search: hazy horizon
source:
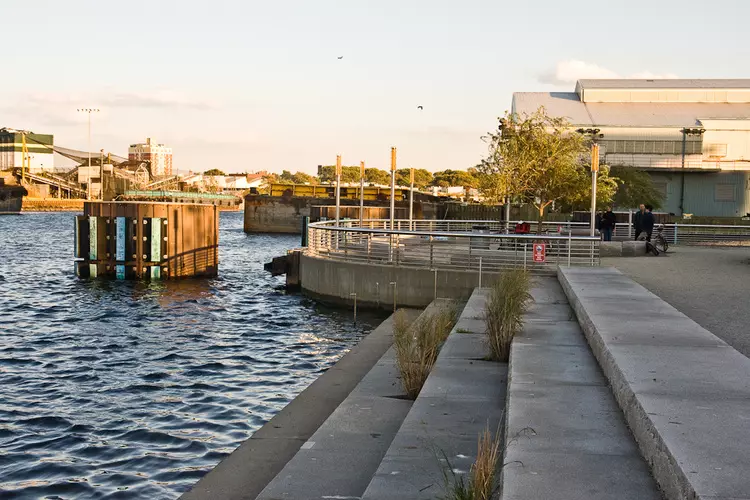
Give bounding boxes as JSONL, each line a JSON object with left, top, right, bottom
{"left": 4, "top": 0, "right": 748, "bottom": 174}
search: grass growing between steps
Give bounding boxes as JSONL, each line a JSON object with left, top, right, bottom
{"left": 485, "top": 270, "right": 533, "bottom": 362}
{"left": 442, "top": 424, "right": 503, "bottom": 500}
{"left": 393, "top": 304, "right": 458, "bottom": 399}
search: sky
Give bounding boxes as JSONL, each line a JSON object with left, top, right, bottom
{"left": 3, "top": 0, "right": 749, "bottom": 174}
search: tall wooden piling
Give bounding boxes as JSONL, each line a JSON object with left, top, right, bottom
{"left": 75, "top": 201, "right": 219, "bottom": 279}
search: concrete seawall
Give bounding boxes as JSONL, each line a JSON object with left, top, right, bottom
{"left": 300, "top": 253, "right": 490, "bottom": 308}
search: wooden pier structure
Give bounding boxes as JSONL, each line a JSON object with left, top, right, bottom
{"left": 75, "top": 201, "right": 219, "bottom": 279}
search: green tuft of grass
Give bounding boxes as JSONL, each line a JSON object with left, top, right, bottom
{"left": 393, "top": 304, "right": 457, "bottom": 400}
{"left": 484, "top": 270, "right": 532, "bottom": 362}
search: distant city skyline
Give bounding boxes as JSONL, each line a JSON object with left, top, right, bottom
{"left": 3, "top": 0, "right": 749, "bottom": 174}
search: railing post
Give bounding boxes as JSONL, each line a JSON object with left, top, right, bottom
{"left": 367, "top": 233, "right": 372, "bottom": 262}
{"left": 478, "top": 256, "right": 483, "bottom": 288}
{"left": 567, "top": 231, "right": 572, "bottom": 267}
{"left": 674, "top": 224, "right": 679, "bottom": 245}
{"left": 433, "top": 268, "right": 438, "bottom": 299}
{"left": 523, "top": 242, "right": 527, "bottom": 270}
{"left": 395, "top": 233, "right": 400, "bottom": 266}
{"left": 429, "top": 235, "right": 434, "bottom": 268}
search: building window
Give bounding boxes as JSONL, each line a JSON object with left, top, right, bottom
{"left": 600, "top": 139, "right": 701, "bottom": 155}
{"left": 715, "top": 184, "right": 735, "bottom": 202}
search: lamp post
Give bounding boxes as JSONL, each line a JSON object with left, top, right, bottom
{"left": 576, "top": 128, "right": 602, "bottom": 236}
{"left": 359, "top": 160, "right": 365, "bottom": 227}
{"left": 409, "top": 167, "right": 414, "bottom": 231}
{"left": 335, "top": 155, "right": 341, "bottom": 227}
{"left": 390, "top": 147, "right": 396, "bottom": 230}
{"left": 679, "top": 127, "right": 705, "bottom": 215}
{"left": 78, "top": 108, "right": 99, "bottom": 200}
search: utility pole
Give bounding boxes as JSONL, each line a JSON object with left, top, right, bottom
{"left": 335, "top": 155, "right": 341, "bottom": 226}
{"left": 409, "top": 167, "right": 414, "bottom": 231}
{"left": 680, "top": 127, "right": 705, "bottom": 215}
{"left": 100, "top": 149, "right": 104, "bottom": 200}
{"left": 390, "top": 147, "right": 396, "bottom": 230}
{"left": 78, "top": 108, "right": 99, "bottom": 200}
{"left": 359, "top": 160, "right": 365, "bottom": 227}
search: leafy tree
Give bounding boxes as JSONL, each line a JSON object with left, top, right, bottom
{"left": 609, "top": 166, "right": 664, "bottom": 210}
{"left": 431, "top": 169, "right": 478, "bottom": 188}
{"left": 204, "top": 168, "right": 226, "bottom": 176}
{"left": 292, "top": 171, "right": 317, "bottom": 184}
{"left": 364, "top": 168, "right": 390, "bottom": 185}
{"left": 395, "top": 168, "right": 433, "bottom": 188}
{"left": 318, "top": 165, "right": 362, "bottom": 183}
{"left": 278, "top": 170, "right": 295, "bottom": 184}
{"left": 481, "top": 108, "right": 616, "bottom": 231}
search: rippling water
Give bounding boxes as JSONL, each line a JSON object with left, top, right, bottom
{"left": 0, "top": 211, "right": 382, "bottom": 499}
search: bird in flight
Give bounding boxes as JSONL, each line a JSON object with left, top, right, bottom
{"left": 417, "top": 105, "right": 423, "bottom": 110}
{"left": 337, "top": 56, "right": 344, "bottom": 60}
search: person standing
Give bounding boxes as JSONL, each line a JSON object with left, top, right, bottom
{"left": 643, "top": 204, "right": 655, "bottom": 241}
{"left": 633, "top": 204, "right": 646, "bottom": 240}
{"left": 601, "top": 207, "right": 616, "bottom": 242}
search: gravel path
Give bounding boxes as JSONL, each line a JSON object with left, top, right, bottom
{"left": 603, "top": 246, "right": 750, "bottom": 359}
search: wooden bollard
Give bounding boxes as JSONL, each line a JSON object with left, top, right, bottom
{"left": 74, "top": 201, "right": 219, "bottom": 279}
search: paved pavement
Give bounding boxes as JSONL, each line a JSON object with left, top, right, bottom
{"left": 603, "top": 246, "right": 750, "bottom": 359}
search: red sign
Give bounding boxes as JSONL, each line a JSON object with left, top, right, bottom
{"left": 533, "top": 243, "right": 546, "bottom": 263}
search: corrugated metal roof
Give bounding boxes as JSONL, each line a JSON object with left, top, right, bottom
{"left": 577, "top": 79, "right": 750, "bottom": 89}
{"left": 511, "top": 92, "right": 750, "bottom": 127}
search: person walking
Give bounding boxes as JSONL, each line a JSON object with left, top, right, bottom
{"left": 633, "top": 204, "right": 646, "bottom": 240}
{"left": 601, "top": 207, "right": 616, "bottom": 242}
{"left": 642, "top": 204, "right": 655, "bottom": 241}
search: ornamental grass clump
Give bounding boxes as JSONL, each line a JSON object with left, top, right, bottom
{"left": 443, "top": 424, "right": 503, "bottom": 500}
{"left": 393, "top": 305, "right": 457, "bottom": 399}
{"left": 485, "top": 270, "right": 532, "bottom": 362}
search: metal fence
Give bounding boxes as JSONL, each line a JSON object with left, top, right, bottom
{"left": 307, "top": 220, "right": 601, "bottom": 275}
{"left": 344, "top": 219, "right": 750, "bottom": 247}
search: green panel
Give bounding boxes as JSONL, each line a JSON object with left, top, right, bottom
{"left": 151, "top": 218, "right": 161, "bottom": 261}
{"left": 89, "top": 264, "right": 98, "bottom": 278}
{"left": 150, "top": 266, "right": 161, "bottom": 279}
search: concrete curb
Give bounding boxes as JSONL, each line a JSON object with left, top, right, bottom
{"left": 558, "top": 266, "right": 750, "bottom": 500}
{"left": 180, "top": 309, "right": 419, "bottom": 500}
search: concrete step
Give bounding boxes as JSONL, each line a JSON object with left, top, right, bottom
{"left": 559, "top": 266, "right": 750, "bottom": 500}
{"left": 255, "top": 302, "right": 447, "bottom": 500}
{"left": 501, "top": 278, "right": 661, "bottom": 500}
{"left": 361, "top": 289, "right": 507, "bottom": 500}
{"left": 181, "top": 309, "right": 420, "bottom": 500}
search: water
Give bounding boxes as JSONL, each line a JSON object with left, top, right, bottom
{"left": 0, "top": 211, "right": 382, "bottom": 499}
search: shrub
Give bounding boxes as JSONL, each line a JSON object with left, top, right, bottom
{"left": 393, "top": 305, "right": 457, "bottom": 399}
{"left": 484, "top": 270, "right": 532, "bottom": 361}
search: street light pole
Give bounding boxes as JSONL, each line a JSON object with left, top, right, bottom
{"left": 590, "top": 143, "right": 599, "bottom": 237}
{"left": 409, "top": 167, "right": 414, "bottom": 231}
{"left": 359, "top": 160, "right": 365, "bottom": 227}
{"left": 78, "top": 108, "right": 99, "bottom": 200}
{"left": 390, "top": 147, "right": 396, "bottom": 230}
{"left": 335, "top": 155, "right": 341, "bottom": 227}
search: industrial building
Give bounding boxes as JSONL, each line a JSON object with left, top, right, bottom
{"left": 128, "top": 138, "right": 173, "bottom": 177}
{"left": 512, "top": 79, "right": 750, "bottom": 217}
{"left": 0, "top": 128, "right": 55, "bottom": 172}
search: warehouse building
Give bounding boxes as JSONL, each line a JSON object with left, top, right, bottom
{"left": 512, "top": 79, "right": 750, "bottom": 217}
{"left": 0, "top": 128, "right": 55, "bottom": 172}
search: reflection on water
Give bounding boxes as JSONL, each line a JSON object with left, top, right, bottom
{"left": 0, "top": 211, "right": 383, "bottom": 499}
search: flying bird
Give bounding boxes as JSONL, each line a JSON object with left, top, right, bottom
{"left": 337, "top": 56, "right": 344, "bottom": 60}
{"left": 417, "top": 105, "right": 423, "bottom": 110}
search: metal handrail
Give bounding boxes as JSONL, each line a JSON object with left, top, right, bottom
{"left": 309, "top": 220, "right": 601, "bottom": 242}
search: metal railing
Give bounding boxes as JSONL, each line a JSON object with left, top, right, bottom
{"left": 307, "top": 220, "right": 601, "bottom": 275}
{"left": 613, "top": 223, "right": 750, "bottom": 246}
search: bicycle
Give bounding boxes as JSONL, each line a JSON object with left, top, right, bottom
{"left": 652, "top": 225, "right": 669, "bottom": 254}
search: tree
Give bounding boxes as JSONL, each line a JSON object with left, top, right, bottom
{"left": 431, "top": 169, "right": 478, "bottom": 188}
{"left": 278, "top": 170, "right": 295, "bottom": 184}
{"left": 318, "top": 165, "right": 362, "bottom": 183}
{"left": 364, "top": 168, "right": 390, "bottom": 185}
{"left": 204, "top": 168, "right": 226, "bottom": 176}
{"left": 291, "top": 171, "right": 317, "bottom": 185}
{"left": 609, "top": 166, "right": 664, "bottom": 210}
{"left": 395, "top": 168, "right": 433, "bottom": 188}
{"left": 481, "top": 108, "right": 616, "bottom": 231}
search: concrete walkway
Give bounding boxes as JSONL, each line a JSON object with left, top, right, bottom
{"left": 181, "top": 310, "right": 419, "bottom": 500}
{"left": 560, "top": 267, "right": 750, "bottom": 500}
{"left": 603, "top": 245, "right": 750, "bottom": 359}
{"left": 361, "top": 290, "right": 507, "bottom": 500}
{"left": 502, "top": 278, "right": 661, "bottom": 500}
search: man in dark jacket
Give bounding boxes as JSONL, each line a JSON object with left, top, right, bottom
{"left": 642, "top": 204, "right": 655, "bottom": 241}
{"left": 601, "top": 207, "right": 616, "bottom": 241}
{"left": 633, "top": 204, "right": 645, "bottom": 240}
